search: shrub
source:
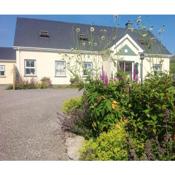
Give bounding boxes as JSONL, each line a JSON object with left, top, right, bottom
{"left": 73, "top": 72, "right": 175, "bottom": 160}
{"left": 128, "top": 73, "right": 175, "bottom": 141}
{"left": 125, "top": 73, "right": 175, "bottom": 160}
{"left": 70, "top": 74, "right": 84, "bottom": 88}
{"left": 62, "top": 96, "right": 82, "bottom": 114}
{"left": 7, "top": 77, "right": 52, "bottom": 90}
{"left": 40, "top": 77, "right": 52, "bottom": 88}
{"left": 81, "top": 78, "right": 129, "bottom": 137}
{"left": 80, "top": 120, "right": 129, "bottom": 160}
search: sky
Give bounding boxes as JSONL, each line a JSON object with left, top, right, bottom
{"left": 0, "top": 15, "right": 175, "bottom": 54}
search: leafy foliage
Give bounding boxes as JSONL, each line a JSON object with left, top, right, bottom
{"left": 7, "top": 77, "right": 52, "bottom": 90}
{"left": 62, "top": 96, "right": 82, "bottom": 114}
{"left": 126, "top": 73, "right": 175, "bottom": 160}
{"left": 40, "top": 77, "right": 52, "bottom": 88}
{"left": 80, "top": 120, "right": 128, "bottom": 160}
{"left": 66, "top": 72, "right": 175, "bottom": 160}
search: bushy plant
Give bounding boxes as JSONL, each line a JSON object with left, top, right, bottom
{"left": 82, "top": 76, "right": 130, "bottom": 137}
{"left": 7, "top": 77, "right": 52, "bottom": 90}
{"left": 80, "top": 120, "right": 129, "bottom": 160}
{"left": 62, "top": 96, "right": 82, "bottom": 114}
{"left": 63, "top": 72, "right": 175, "bottom": 160}
{"left": 126, "top": 73, "right": 175, "bottom": 160}
{"left": 70, "top": 74, "right": 84, "bottom": 88}
{"left": 40, "top": 77, "right": 52, "bottom": 88}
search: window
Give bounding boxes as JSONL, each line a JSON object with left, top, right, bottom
{"left": 0, "top": 65, "right": 5, "bottom": 76}
{"left": 83, "top": 62, "right": 93, "bottom": 76}
{"left": 24, "top": 59, "right": 36, "bottom": 76}
{"left": 118, "top": 61, "right": 133, "bottom": 79}
{"left": 153, "top": 64, "right": 162, "bottom": 72}
{"left": 40, "top": 31, "right": 49, "bottom": 38}
{"left": 55, "top": 61, "right": 66, "bottom": 77}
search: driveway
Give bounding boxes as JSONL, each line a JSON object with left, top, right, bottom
{"left": 0, "top": 87, "right": 82, "bottom": 160}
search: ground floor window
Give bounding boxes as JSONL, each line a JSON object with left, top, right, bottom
{"left": 83, "top": 62, "right": 93, "bottom": 76}
{"left": 24, "top": 59, "right": 36, "bottom": 76}
{"left": 153, "top": 64, "right": 162, "bottom": 72}
{"left": 55, "top": 60, "right": 66, "bottom": 77}
{"left": 0, "top": 65, "right": 5, "bottom": 76}
{"left": 118, "top": 61, "right": 133, "bottom": 79}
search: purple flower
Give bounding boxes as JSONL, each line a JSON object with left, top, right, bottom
{"left": 133, "top": 63, "right": 139, "bottom": 82}
{"left": 100, "top": 66, "right": 109, "bottom": 85}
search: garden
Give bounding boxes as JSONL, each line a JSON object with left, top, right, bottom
{"left": 62, "top": 71, "right": 175, "bottom": 160}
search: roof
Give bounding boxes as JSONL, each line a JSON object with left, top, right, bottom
{"left": 0, "top": 47, "right": 16, "bottom": 60}
{"left": 14, "top": 17, "right": 171, "bottom": 55}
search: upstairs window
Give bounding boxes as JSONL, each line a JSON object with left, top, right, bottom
{"left": 55, "top": 61, "right": 66, "bottom": 77}
{"left": 0, "top": 65, "right": 5, "bottom": 76}
{"left": 79, "top": 34, "right": 88, "bottom": 41}
{"left": 83, "top": 62, "right": 93, "bottom": 76}
{"left": 24, "top": 59, "right": 36, "bottom": 76}
{"left": 40, "top": 31, "right": 49, "bottom": 38}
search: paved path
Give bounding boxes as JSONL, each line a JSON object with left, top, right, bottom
{"left": 0, "top": 88, "right": 82, "bottom": 160}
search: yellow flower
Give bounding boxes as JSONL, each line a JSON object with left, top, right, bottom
{"left": 112, "top": 100, "right": 118, "bottom": 110}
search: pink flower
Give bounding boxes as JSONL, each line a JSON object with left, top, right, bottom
{"left": 100, "top": 66, "right": 109, "bottom": 85}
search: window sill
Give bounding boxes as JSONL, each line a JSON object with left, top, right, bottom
{"left": 24, "top": 75, "right": 37, "bottom": 77}
{"left": 55, "top": 75, "right": 67, "bottom": 78}
{"left": 0, "top": 76, "right": 6, "bottom": 78}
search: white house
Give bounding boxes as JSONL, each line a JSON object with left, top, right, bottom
{"left": 0, "top": 17, "right": 172, "bottom": 85}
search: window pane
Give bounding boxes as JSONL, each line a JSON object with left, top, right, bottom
{"left": 55, "top": 61, "right": 66, "bottom": 76}
{"left": 153, "top": 64, "right": 162, "bottom": 72}
{"left": 118, "top": 61, "right": 124, "bottom": 71}
{"left": 125, "top": 62, "right": 132, "bottom": 72}
{"left": 0, "top": 65, "right": 5, "bottom": 71}
{"left": 0, "top": 65, "right": 5, "bottom": 76}
{"left": 25, "top": 68, "right": 31, "bottom": 75}
{"left": 30, "top": 69, "right": 35, "bottom": 75}
{"left": 0, "top": 71, "right": 4, "bottom": 76}
{"left": 25, "top": 60, "right": 36, "bottom": 75}
{"left": 83, "top": 62, "right": 92, "bottom": 75}
{"left": 25, "top": 68, "right": 35, "bottom": 75}
{"left": 26, "top": 60, "right": 35, "bottom": 67}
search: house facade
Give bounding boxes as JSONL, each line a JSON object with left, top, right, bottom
{"left": 0, "top": 18, "right": 171, "bottom": 85}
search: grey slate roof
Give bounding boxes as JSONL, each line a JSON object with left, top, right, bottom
{"left": 0, "top": 47, "right": 16, "bottom": 60}
{"left": 14, "top": 17, "right": 171, "bottom": 55}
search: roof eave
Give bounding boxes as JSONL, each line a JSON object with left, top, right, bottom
{"left": 0, "top": 59, "right": 16, "bottom": 62}
{"left": 13, "top": 46, "right": 101, "bottom": 55}
{"left": 144, "top": 53, "right": 172, "bottom": 58}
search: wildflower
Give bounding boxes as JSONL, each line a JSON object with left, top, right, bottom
{"left": 101, "top": 35, "right": 105, "bottom": 40}
{"left": 100, "top": 66, "right": 108, "bottom": 85}
{"left": 136, "top": 16, "right": 142, "bottom": 24}
{"left": 133, "top": 63, "right": 139, "bottom": 82}
{"left": 149, "top": 26, "right": 154, "bottom": 31}
{"left": 82, "top": 42, "right": 86, "bottom": 46}
{"left": 75, "top": 27, "right": 80, "bottom": 33}
{"left": 90, "top": 27, "right": 95, "bottom": 32}
{"left": 112, "top": 100, "right": 118, "bottom": 110}
{"left": 94, "top": 42, "right": 97, "bottom": 46}
{"left": 88, "top": 41, "right": 92, "bottom": 45}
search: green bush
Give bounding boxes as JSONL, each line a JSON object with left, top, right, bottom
{"left": 40, "top": 77, "right": 52, "bottom": 88}
{"left": 62, "top": 96, "right": 82, "bottom": 114}
{"left": 126, "top": 73, "right": 175, "bottom": 160}
{"left": 80, "top": 120, "right": 128, "bottom": 160}
{"left": 81, "top": 77, "right": 129, "bottom": 137}
{"left": 7, "top": 77, "right": 52, "bottom": 90}
{"left": 72, "top": 72, "right": 175, "bottom": 160}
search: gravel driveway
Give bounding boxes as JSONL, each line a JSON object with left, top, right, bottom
{"left": 0, "top": 87, "right": 82, "bottom": 160}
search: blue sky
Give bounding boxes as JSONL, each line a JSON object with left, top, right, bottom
{"left": 0, "top": 15, "right": 175, "bottom": 54}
